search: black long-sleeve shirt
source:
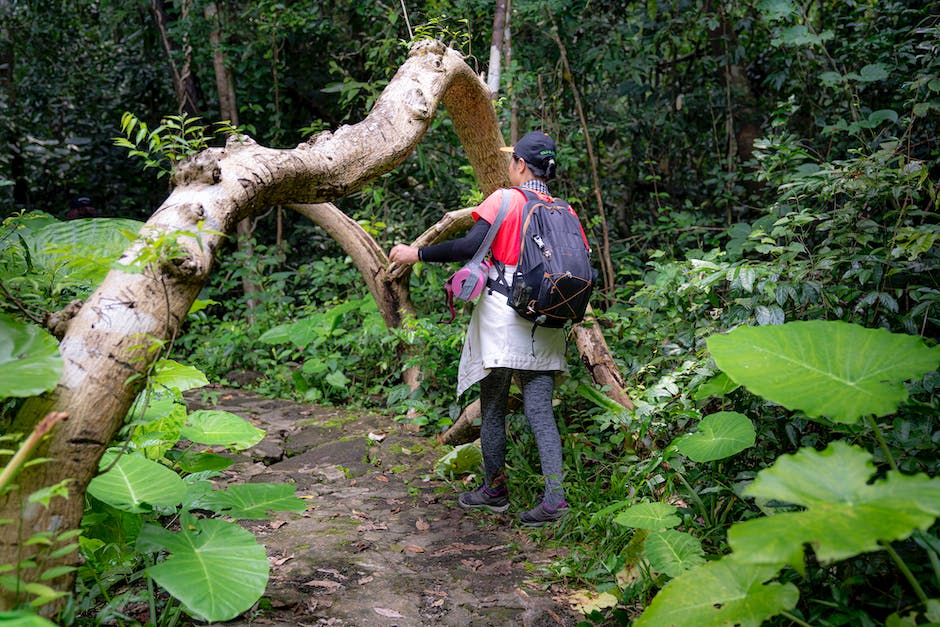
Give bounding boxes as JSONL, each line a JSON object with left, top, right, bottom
{"left": 419, "top": 218, "right": 491, "bottom": 263}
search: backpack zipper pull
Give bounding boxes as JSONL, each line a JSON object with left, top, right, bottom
{"left": 533, "top": 234, "right": 552, "bottom": 260}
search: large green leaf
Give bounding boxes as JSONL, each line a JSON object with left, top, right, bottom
{"left": 635, "top": 557, "right": 798, "bottom": 626}
{"left": 0, "top": 314, "right": 62, "bottom": 399}
{"left": 139, "top": 517, "right": 269, "bottom": 622}
{"left": 151, "top": 359, "right": 209, "bottom": 393}
{"left": 435, "top": 442, "right": 483, "bottom": 475}
{"left": 194, "top": 483, "right": 307, "bottom": 520}
{"left": 613, "top": 502, "right": 680, "bottom": 531}
{"left": 0, "top": 610, "right": 58, "bottom": 626}
{"left": 730, "top": 441, "right": 940, "bottom": 570}
{"left": 87, "top": 452, "right": 186, "bottom": 513}
{"left": 707, "top": 321, "right": 940, "bottom": 424}
{"left": 645, "top": 530, "right": 705, "bottom": 578}
{"left": 673, "top": 412, "right": 755, "bottom": 462}
{"left": 129, "top": 397, "right": 187, "bottom": 460}
{"left": 27, "top": 218, "right": 143, "bottom": 291}
{"left": 181, "top": 410, "right": 265, "bottom": 450}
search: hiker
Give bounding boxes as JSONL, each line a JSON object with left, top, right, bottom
{"left": 389, "top": 131, "right": 587, "bottom": 527}
{"left": 65, "top": 196, "right": 98, "bottom": 220}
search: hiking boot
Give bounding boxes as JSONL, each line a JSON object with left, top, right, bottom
{"left": 519, "top": 500, "right": 568, "bottom": 527}
{"left": 458, "top": 484, "right": 510, "bottom": 513}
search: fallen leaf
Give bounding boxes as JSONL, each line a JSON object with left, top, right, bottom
{"left": 302, "top": 580, "right": 342, "bottom": 593}
{"left": 374, "top": 607, "right": 404, "bottom": 618}
{"left": 423, "top": 590, "right": 448, "bottom": 597}
{"left": 317, "top": 568, "right": 347, "bottom": 580}
{"left": 269, "top": 554, "right": 293, "bottom": 566}
{"left": 416, "top": 519, "right": 430, "bottom": 531}
{"left": 461, "top": 558, "right": 484, "bottom": 571}
{"left": 270, "top": 520, "right": 288, "bottom": 529}
{"left": 375, "top": 475, "right": 389, "bottom": 483}
{"left": 358, "top": 575, "right": 374, "bottom": 585}
{"left": 368, "top": 431, "right": 387, "bottom": 442}
{"left": 486, "top": 560, "right": 513, "bottom": 576}
{"left": 616, "top": 563, "right": 643, "bottom": 588}
{"left": 404, "top": 544, "right": 426, "bottom": 553}
{"left": 357, "top": 522, "right": 388, "bottom": 532}
{"left": 568, "top": 589, "right": 619, "bottom": 614}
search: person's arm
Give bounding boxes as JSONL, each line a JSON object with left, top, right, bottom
{"left": 389, "top": 218, "right": 491, "bottom": 265}
{"left": 419, "top": 219, "right": 490, "bottom": 262}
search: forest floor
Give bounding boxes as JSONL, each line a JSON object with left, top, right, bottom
{"left": 185, "top": 386, "right": 584, "bottom": 627}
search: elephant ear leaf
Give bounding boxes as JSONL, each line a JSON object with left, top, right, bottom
{"left": 634, "top": 557, "right": 798, "bottom": 627}
{"left": 0, "top": 313, "right": 62, "bottom": 399}
{"left": 139, "top": 516, "right": 269, "bottom": 622}
{"left": 707, "top": 320, "right": 940, "bottom": 424}
{"left": 673, "top": 411, "right": 755, "bottom": 462}
{"left": 730, "top": 441, "right": 940, "bottom": 571}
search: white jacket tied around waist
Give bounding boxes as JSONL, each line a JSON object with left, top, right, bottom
{"left": 456, "top": 262, "right": 568, "bottom": 396}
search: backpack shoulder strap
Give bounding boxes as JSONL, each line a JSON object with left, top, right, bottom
{"left": 468, "top": 188, "right": 512, "bottom": 267}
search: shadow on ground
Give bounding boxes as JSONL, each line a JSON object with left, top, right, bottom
{"left": 185, "top": 387, "right": 582, "bottom": 626}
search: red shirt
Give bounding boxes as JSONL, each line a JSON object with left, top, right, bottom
{"left": 473, "top": 188, "right": 589, "bottom": 265}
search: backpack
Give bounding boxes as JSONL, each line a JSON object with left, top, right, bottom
{"left": 490, "top": 187, "right": 596, "bottom": 328}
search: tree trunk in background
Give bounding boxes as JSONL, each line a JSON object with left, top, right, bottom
{"left": 0, "top": 0, "right": 27, "bottom": 207}
{"left": 503, "top": 0, "right": 518, "bottom": 143}
{"left": 486, "top": 0, "right": 508, "bottom": 98}
{"left": 206, "top": 1, "right": 260, "bottom": 313}
{"left": 550, "top": 19, "right": 616, "bottom": 303}
{"left": 152, "top": 0, "right": 201, "bottom": 116}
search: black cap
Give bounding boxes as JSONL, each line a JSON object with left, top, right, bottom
{"left": 500, "top": 131, "right": 558, "bottom": 179}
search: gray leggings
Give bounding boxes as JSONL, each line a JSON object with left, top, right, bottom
{"left": 479, "top": 368, "right": 565, "bottom": 508}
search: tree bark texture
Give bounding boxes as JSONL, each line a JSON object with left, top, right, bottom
{"left": 486, "top": 0, "right": 508, "bottom": 98}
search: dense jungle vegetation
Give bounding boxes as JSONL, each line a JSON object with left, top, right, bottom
{"left": 2, "top": 0, "right": 939, "bottom": 624}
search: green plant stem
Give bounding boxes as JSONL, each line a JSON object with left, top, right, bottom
{"left": 147, "top": 566, "right": 158, "bottom": 627}
{"left": 0, "top": 411, "right": 69, "bottom": 491}
{"left": 882, "top": 541, "right": 929, "bottom": 605}
{"left": 780, "top": 610, "right": 813, "bottom": 627}
{"left": 867, "top": 415, "right": 898, "bottom": 472}
{"left": 674, "top": 471, "right": 711, "bottom": 526}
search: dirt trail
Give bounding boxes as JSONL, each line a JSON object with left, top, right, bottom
{"left": 185, "top": 387, "right": 581, "bottom": 626}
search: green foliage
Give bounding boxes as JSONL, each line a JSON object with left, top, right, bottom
{"left": 0, "top": 213, "right": 144, "bottom": 315}
{"left": 731, "top": 442, "right": 940, "bottom": 569}
{"left": 0, "top": 314, "right": 62, "bottom": 398}
{"left": 708, "top": 322, "right": 940, "bottom": 424}
{"left": 634, "top": 559, "right": 799, "bottom": 627}
{"left": 435, "top": 442, "right": 483, "bottom": 477}
{"left": 76, "top": 360, "right": 306, "bottom": 623}
{"left": 672, "top": 411, "right": 755, "bottom": 462}
{"left": 633, "top": 321, "right": 940, "bottom": 626}
{"left": 113, "top": 112, "right": 238, "bottom": 180}
{"left": 137, "top": 515, "right": 268, "bottom": 623}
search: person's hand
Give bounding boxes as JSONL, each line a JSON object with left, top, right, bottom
{"left": 389, "top": 244, "right": 420, "bottom": 265}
